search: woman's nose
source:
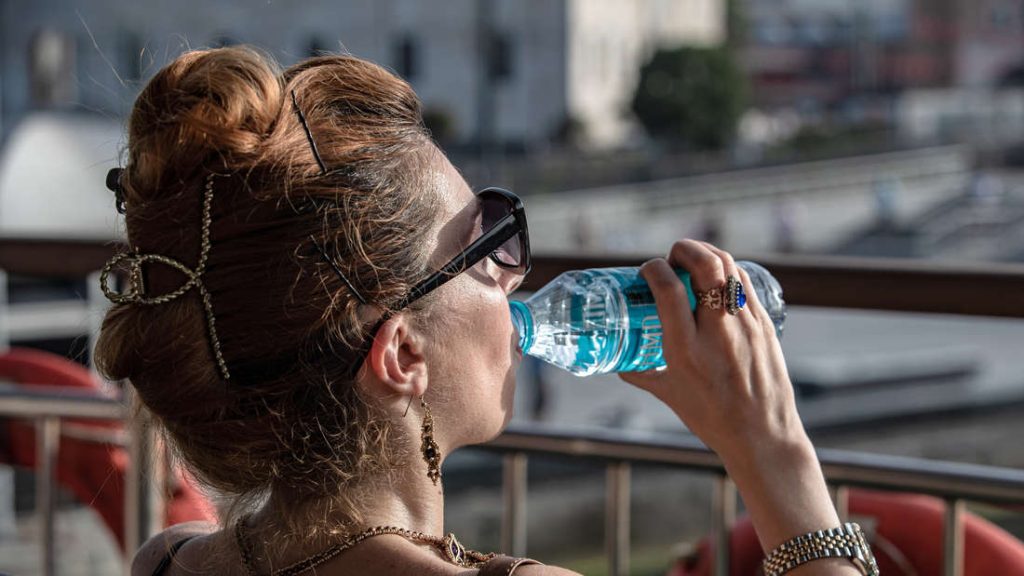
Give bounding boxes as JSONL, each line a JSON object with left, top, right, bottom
{"left": 488, "top": 258, "right": 524, "bottom": 294}
{"left": 506, "top": 273, "right": 524, "bottom": 295}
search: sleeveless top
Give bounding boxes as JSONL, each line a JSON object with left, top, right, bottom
{"left": 151, "top": 536, "right": 197, "bottom": 575}
{"left": 152, "top": 537, "right": 540, "bottom": 576}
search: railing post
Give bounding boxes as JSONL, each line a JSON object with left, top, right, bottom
{"left": 36, "top": 416, "right": 61, "bottom": 576}
{"left": 501, "top": 452, "right": 528, "bottom": 557}
{"left": 0, "top": 269, "right": 12, "bottom": 546}
{"left": 712, "top": 475, "right": 736, "bottom": 576}
{"left": 124, "top": 394, "right": 163, "bottom": 567}
{"left": 943, "top": 498, "right": 965, "bottom": 576}
{"left": 606, "top": 462, "right": 631, "bottom": 576}
{"left": 0, "top": 269, "right": 9, "bottom": 351}
{"left": 86, "top": 270, "right": 107, "bottom": 373}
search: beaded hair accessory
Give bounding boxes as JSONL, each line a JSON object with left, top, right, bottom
{"left": 100, "top": 172, "right": 232, "bottom": 381}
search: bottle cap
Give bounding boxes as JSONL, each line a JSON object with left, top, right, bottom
{"left": 509, "top": 300, "right": 535, "bottom": 352}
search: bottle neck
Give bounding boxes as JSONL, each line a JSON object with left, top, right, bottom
{"left": 508, "top": 300, "right": 534, "bottom": 352}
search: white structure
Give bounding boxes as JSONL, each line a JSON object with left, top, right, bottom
{"left": 0, "top": 113, "right": 123, "bottom": 240}
{"left": 0, "top": 0, "right": 724, "bottom": 150}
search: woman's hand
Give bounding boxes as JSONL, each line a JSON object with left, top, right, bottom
{"left": 620, "top": 241, "right": 860, "bottom": 574}
{"left": 619, "top": 239, "right": 804, "bottom": 462}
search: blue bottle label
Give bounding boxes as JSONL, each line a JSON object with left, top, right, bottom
{"left": 606, "top": 269, "right": 697, "bottom": 372}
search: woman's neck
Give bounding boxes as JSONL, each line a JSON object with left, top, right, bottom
{"left": 245, "top": 459, "right": 447, "bottom": 560}
{"left": 354, "top": 463, "right": 446, "bottom": 535}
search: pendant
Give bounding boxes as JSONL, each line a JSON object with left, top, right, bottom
{"left": 441, "top": 533, "right": 468, "bottom": 566}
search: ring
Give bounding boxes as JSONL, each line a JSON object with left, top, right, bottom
{"left": 695, "top": 275, "right": 746, "bottom": 316}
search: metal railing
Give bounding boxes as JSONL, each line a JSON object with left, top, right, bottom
{"left": 0, "top": 386, "right": 125, "bottom": 575}
{"left": 6, "top": 388, "right": 1024, "bottom": 576}
{"left": 2, "top": 247, "right": 1024, "bottom": 575}
{"left": 484, "top": 426, "right": 1024, "bottom": 576}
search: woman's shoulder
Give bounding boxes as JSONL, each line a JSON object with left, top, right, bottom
{"left": 131, "top": 521, "right": 219, "bottom": 576}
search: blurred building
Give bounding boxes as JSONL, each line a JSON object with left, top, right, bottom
{"left": 0, "top": 0, "right": 724, "bottom": 151}
{"left": 740, "top": 0, "right": 1024, "bottom": 113}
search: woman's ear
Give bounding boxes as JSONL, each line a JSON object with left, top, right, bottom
{"left": 362, "top": 314, "right": 429, "bottom": 400}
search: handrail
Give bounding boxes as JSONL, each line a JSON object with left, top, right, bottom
{"left": 487, "top": 424, "right": 1024, "bottom": 505}
{"left": 0, "top": 385, "right": 123, "bottom": 419}
{"left": 5, "top": 239, "right": 1024, "bottom": 317}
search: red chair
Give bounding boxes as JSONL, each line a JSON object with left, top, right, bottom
{"left": 671, "top": 488, "right": 1024, "bottom": 576}
{"left": 0, "top": 347, "right": 215, "bottom": 549}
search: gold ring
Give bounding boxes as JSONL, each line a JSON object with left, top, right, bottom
{"left": 695, "top": 276, "right": 745, "bottom": 316}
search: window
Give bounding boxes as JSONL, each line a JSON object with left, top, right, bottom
{"left": 306, "top": 36, "right": 330, "bottom": 58}
{"left": 28, "top": 29, "right": 75, "bottom": 107}
{"left": 119, "top": 31, "right": 143, "bottom": 82}
{"left": 489, "top": 33, "right": 513, "bottom": 81}
{"left": 395, "top": 34, "right": 417, "bottom": 80}
{"left": 210, "top": 33, "right": 238, "bottom": 48}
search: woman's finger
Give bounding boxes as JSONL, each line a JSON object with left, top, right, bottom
{"left": 667, "top": 240, "right": 726, "bottom": 294}
{"left": 700, "top": 242, "right": 760, "bottom": 336}
{"left": 638, "top": 258, "right": 697, "bottom": 367}
{"left": 736, "top": 266, "right": 778, "bottom": 341}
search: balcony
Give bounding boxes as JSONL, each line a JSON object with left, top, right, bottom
{"left": 2, "top": 241, "right": 1024, "bottom": 576}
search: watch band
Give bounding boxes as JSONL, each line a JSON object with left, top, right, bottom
{"left": 762, "top": 522, "right": 880, "bottom": 576}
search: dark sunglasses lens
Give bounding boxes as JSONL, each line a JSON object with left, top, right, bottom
{"left": 481, "top": 192, "right": 522, "bottom": 267}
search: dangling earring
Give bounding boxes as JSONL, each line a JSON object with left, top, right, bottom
{"left": 419, "top": 397, "right": 442, "bottom": 485}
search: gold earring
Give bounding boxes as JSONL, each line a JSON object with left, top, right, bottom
{"left": 419, "top": 397, "right": 442, "bottom": 485}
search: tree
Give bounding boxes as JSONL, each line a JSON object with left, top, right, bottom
{"left": 630, "top": 46, "right": 747, "bottom": 151}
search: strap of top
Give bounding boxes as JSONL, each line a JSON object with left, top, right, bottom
{"left": 478, "top": 555, "right": 541, "bottom": 576}
{"left": 150, "top": 536, "right": 197, "bottom": 576}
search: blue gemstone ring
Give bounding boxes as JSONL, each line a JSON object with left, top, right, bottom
{"left": 696, "top": 275, "right": 746, "bottom": 316}
{"left": 725, "top": 275, "right": 746, "bottom": 316}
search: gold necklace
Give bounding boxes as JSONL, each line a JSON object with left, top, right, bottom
{"left": 235, "top": 516, "right": 495, "bottom": 576}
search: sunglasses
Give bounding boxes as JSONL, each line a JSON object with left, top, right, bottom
{"left": 393, "top": 186, "right": 531, "bottom": 311}
{"left": 312, "top": 186, "right": 531, "bottom": 375}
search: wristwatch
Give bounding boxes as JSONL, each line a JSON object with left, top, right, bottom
{"left": 761, "top": 522, "right": 880, "bottom": 576}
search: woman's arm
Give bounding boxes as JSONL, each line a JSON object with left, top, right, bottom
{"left": 619, "top": 240, "right": 862, "bottom": 576}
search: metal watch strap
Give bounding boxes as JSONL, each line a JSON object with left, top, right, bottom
{"left": 762, "top": 522, "right": 880, "bottom": 576}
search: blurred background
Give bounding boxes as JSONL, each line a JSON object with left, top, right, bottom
{"left": 2, "top": 0, "right": 1024, "bottom": 574}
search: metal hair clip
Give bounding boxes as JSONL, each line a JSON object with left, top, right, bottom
{"left": 100, "top": 172, "right": 232, "bottom": 381}
{"left": 309, "top": 236, "right": 368, "bottom": 305}
{"left": 291, "top": 90, "right": 329, "bottom": 175}
{"left": 291, "top": 89, "right": 370, "bottom": 307}
{"left": 106, "top": 167, "right": 127, "bottom": 214}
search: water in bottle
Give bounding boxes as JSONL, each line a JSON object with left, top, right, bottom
{"left": 509, "top": 262, "right": 785, "bottom": 376}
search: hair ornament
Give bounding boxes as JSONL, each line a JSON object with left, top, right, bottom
{"left": 100, "top": 172, "right": 232, "bottom": 381}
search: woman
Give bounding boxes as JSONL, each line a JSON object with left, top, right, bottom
{"left": 97, "top": 46, "right": 872, "bottom": 575}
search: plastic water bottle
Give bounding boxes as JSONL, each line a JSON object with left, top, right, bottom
{"left": 509, "top": 262, "right": 786, "bottom": 376}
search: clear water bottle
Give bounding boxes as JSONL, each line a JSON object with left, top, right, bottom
{"left": 509, "top": 262, "right": 786, "bottom": 376}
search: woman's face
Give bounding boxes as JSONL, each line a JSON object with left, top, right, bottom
{"left": 418, "top": 152, "right": 525, "bottom": 451}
